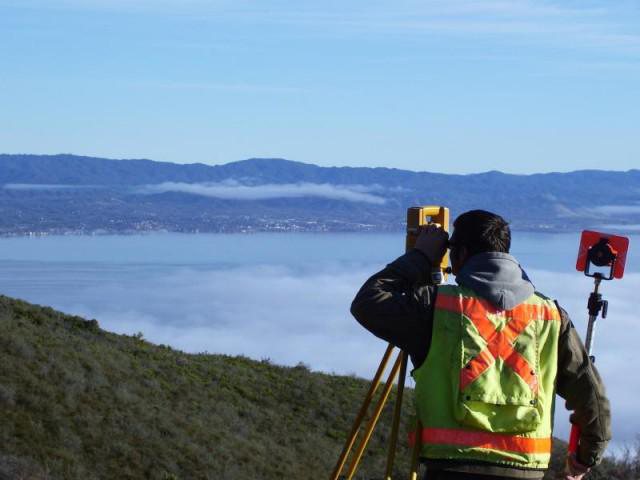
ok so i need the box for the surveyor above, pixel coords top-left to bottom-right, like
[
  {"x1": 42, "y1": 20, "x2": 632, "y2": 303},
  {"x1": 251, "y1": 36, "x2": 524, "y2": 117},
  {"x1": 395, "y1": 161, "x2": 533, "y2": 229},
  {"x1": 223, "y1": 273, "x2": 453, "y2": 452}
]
[{"x1": 351, "y1": 210, "x2": 610, "y2": 480}]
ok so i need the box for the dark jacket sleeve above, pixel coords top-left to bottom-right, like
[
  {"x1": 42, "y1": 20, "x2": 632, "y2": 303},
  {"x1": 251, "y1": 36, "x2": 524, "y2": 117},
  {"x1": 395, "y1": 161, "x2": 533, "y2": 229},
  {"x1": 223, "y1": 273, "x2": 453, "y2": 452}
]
[
  {"x1": 555, "y1": 305, "x2": 612, "y2": 467},
  {"x1": 350, "y1": 249, "x2": 437, "y2": 368}
]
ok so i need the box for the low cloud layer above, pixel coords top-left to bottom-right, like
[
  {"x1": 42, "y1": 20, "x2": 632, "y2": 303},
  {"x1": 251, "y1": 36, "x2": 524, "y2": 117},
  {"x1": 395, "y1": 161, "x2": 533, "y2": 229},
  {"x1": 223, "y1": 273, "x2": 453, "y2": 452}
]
[
  {"x1": 525, "y1": 269, "x2": 639, "y2": 449},
  {"x1": 3, "y1": 184, "x2": 99, "y2": 190},
  {"x1": 3, "y1": 181, "x2": 388, "y2": 205},
  {"x1": 592, "y1": 205, "x2": 640, "y2": 215},
  {"x1": 600, "y1": 224, "x2": 640, "y2": 232},
  {"x1": 0, "y1": 259, "x2": 637, "y2": 452},
  {"x1": 56, "y1": 264, "x2": 385, "y2": 377},
  {"x1": 135, "y1": 181, "x2": 387, "y2": 204}
]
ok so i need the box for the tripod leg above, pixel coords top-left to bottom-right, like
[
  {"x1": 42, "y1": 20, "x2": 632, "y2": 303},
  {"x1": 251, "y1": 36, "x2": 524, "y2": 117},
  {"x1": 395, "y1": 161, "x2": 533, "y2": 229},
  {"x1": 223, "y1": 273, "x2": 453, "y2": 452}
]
[
  {"x1": 345, "y1": 351, "x2": 403, "y2": 480},
  {"x1": 330, "y1": 344, "x2": 395, "y2": 480},
  {"x1": 409, "y1": 420, "x2": 422, "y2": 480},
  {"x1": 384, "y1": 351, "x2": 408, "y2": 479}
]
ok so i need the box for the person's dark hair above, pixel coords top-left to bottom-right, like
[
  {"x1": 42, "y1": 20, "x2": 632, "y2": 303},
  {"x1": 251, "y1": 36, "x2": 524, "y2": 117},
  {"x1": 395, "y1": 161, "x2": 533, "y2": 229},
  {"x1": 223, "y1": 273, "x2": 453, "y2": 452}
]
[{"x1": 451, "y1": 210, "x2": 511, "y2": 255}]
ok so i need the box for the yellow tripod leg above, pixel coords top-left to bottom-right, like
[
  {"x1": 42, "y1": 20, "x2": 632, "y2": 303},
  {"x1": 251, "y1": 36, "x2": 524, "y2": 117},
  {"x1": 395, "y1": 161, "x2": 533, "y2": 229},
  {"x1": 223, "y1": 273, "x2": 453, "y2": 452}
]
[
  {"x1": 409, "y1": 420, "x2": 423, "y2": 480},
  {"x1": 345, "y1": 350, "x2": 403, "y2": 480},
  {"x1": 384, "y1": 351, "x2": 408, "y2": 480},
  {"x1": 330, "y1": 344, "x2": 395, "y2": 480}
]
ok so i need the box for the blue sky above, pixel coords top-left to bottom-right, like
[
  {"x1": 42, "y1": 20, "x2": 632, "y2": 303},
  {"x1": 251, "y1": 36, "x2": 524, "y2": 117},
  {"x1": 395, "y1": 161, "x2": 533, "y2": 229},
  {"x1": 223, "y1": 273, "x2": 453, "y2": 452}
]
[{"x1": 1, "y1": 0, "x2": 639, "y2": 173}]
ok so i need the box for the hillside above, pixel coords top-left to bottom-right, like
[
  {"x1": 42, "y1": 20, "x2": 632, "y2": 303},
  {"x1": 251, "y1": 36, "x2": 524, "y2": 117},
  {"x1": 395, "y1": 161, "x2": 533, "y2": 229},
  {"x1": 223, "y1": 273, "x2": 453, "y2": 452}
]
[
  {"x1": 1, "y1": 154, "x2": 640, "y2": 235},
  {"x1": 0, "y1": 295, "x2": 633, "y2": 479}
]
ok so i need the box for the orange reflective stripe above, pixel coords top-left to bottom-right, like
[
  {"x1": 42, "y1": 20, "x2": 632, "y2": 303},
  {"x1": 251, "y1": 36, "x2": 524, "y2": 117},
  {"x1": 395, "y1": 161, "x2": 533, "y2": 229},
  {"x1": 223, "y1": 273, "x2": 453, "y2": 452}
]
[
  {"x1": 435, "y1": 293, "x2": 466, "y2": 316},
  {"x1": 486, "y1": 313, "x2": 538, "y2": 393},
  {"x1": 460, "y1": 348, "x2": 493, "y2": 390},
  {"x1": 436, "y1": 293, "x2": 559, "y2": 393},
  {"x1": 465, "y1": 299, "x2": 498, "y2": 341},
  {"x1": 408, "y1": 427, "x2": 551, "y2": 455},
  {"x1": 436, "y1": 294, "x2": 560, "y2": 322},
  {"x1": 502, "y1": 343, "x2": 538, "y2": 392}
]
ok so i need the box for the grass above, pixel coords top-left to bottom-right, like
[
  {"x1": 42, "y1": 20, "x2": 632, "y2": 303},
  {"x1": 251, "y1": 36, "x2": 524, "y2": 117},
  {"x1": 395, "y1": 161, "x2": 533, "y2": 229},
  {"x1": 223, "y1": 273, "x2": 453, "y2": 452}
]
[{"x1": 0, "y1": 295, "x2": 637, "y2": 479}]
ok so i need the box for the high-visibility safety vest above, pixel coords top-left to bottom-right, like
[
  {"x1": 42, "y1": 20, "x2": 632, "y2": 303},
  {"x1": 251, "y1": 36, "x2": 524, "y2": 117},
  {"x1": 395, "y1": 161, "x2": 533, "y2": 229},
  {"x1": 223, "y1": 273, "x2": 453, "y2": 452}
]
[{"x1": 410, "y1": 284, "x2": 561, "y2": 469}]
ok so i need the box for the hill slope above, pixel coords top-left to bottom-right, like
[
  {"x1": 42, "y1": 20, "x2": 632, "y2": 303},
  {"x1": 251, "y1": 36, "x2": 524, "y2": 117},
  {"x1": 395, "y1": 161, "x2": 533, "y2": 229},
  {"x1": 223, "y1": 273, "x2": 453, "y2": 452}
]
[
  {"x1": 1, "y1": 154, "x2": 640, "y2": 235},
  {"x1": 0, "y1": 295, "x2": 418, "y2": 479},
  {"x1": 0, "y1": 296, "x2": 630, "y2": 479}
]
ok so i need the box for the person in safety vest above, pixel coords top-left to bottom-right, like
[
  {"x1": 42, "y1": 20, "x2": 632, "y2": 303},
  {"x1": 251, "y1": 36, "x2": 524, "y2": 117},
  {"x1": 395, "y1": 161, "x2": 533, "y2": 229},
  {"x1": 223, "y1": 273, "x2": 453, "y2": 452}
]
[{"x1": 351, "y1": 210, "x2": 610, "y2": 480}]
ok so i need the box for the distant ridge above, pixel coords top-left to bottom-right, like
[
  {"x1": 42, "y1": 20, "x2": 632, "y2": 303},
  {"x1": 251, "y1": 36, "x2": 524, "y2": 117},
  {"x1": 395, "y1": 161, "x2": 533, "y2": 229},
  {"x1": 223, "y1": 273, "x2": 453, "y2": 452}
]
[
  {"x1": 1, "y1": 153, "x2": 639, "y2": 235},
  {"x1": 3, "y1": 153, "x2": 637, "y2": 183}
]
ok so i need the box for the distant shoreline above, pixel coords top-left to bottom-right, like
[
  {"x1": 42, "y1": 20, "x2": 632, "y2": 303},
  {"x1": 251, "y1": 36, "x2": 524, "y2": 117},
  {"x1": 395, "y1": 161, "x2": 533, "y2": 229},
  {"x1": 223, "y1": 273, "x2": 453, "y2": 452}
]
[
  {"x1": 2, "y1": 225, "x2": 636, "y2": 238},
  {"x1": 2, "y1": 154, "x2": 639, "y2": 239}
]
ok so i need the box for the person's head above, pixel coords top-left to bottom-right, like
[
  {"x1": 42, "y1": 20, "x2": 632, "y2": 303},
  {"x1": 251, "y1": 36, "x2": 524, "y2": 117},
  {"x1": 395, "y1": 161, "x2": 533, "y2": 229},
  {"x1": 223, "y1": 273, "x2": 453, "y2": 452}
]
[{"x1": 449, "y1": 210, "x2": 511, "y2": 274}]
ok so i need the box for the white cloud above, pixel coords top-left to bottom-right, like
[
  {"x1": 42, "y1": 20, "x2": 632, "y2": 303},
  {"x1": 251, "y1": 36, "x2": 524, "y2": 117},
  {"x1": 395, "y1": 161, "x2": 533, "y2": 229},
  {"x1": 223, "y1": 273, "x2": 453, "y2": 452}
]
[
  {"x1": 135, "y1": 181, "x2": 387, "y2": 204},
  {"x1": 527, "y1": 268, "x2": 640, "y2": 450},
  {"x1": 600, "y1": 224, "x2": 640, "y2": 232},
  {"x1": 4, "y1": 1, "x2": 639, "y2": 55},
  {"x1": 12, "y1": 262, "x2": 636, "y2": 450},
  {"x1": 1, "y1": 255, "x2": 637, "y2": 451},
  {"x1": 553, "y1": 203, "x2": 580, "y2": 218},
  {"x1": 52, "y1": 263, "x2": 388, "y2": 378},
  {"x1": 592, "y1": 205, "x2": 640, "y2": 215},
  {"x1": 0, "y1": 0, "x2": 234, "y2": 13},
  {"x1": 3, "y1": 184, "x2": 100, "y2": 190},
  {"x1": 128, "y1": 80, "x2": 305, "y2": 94}
]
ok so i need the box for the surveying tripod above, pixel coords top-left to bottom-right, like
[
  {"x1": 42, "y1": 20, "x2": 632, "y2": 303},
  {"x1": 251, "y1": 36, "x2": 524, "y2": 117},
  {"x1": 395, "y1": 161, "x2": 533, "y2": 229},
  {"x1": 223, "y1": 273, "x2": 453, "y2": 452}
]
[{"x1": 330, "y1": 206, "x2": 450, "y2": 480}]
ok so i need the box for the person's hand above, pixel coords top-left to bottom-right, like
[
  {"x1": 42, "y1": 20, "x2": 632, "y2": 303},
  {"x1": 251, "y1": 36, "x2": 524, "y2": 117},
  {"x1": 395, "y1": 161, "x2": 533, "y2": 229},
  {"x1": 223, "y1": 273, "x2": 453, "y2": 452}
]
[
  {"x1": 415, "y1": 223, "x2": 449, "y2": 264},
  {"x1": 564, "y1": 454, "x2": 590, "y2": 480}
]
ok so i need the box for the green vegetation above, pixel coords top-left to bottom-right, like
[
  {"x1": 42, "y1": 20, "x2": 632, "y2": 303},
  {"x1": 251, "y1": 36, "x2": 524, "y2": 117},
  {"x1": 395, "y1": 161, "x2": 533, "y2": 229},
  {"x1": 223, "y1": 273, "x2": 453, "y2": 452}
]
[{"x1": 0, "y1": 295, "x2": 637, "y2": 479}]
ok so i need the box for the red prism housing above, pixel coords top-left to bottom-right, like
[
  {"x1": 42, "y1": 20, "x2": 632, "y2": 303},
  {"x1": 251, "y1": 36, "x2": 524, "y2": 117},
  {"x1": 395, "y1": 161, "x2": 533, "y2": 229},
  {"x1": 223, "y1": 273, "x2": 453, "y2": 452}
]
[{"x1": 576, "y1": 230, "x2": 629, "y2": 279}]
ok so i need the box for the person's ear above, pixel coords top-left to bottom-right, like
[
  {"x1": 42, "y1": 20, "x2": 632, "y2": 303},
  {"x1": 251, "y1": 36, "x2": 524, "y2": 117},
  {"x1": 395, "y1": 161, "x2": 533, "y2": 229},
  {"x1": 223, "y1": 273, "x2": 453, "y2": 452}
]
[{"x1": 450, "y1": 245, "x2": 469, "y2": 275}]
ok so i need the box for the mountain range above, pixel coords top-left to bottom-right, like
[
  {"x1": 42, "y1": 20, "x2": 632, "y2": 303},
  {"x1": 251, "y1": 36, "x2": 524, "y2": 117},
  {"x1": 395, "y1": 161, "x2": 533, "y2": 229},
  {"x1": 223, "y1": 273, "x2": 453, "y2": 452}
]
[{"x1": 1, "y1": 154, "x2": 639, "y2": 235}]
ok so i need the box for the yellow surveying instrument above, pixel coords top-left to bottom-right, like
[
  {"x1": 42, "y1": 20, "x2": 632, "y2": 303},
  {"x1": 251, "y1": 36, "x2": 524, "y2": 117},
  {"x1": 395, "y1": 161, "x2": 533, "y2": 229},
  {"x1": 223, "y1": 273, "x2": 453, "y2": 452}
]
[
  {"x1": 330, "y1": 206, "x2": 450, "y2": 480},
  {"x1": 406, "y1": 206, "x2": 450, "y2": 284}
]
